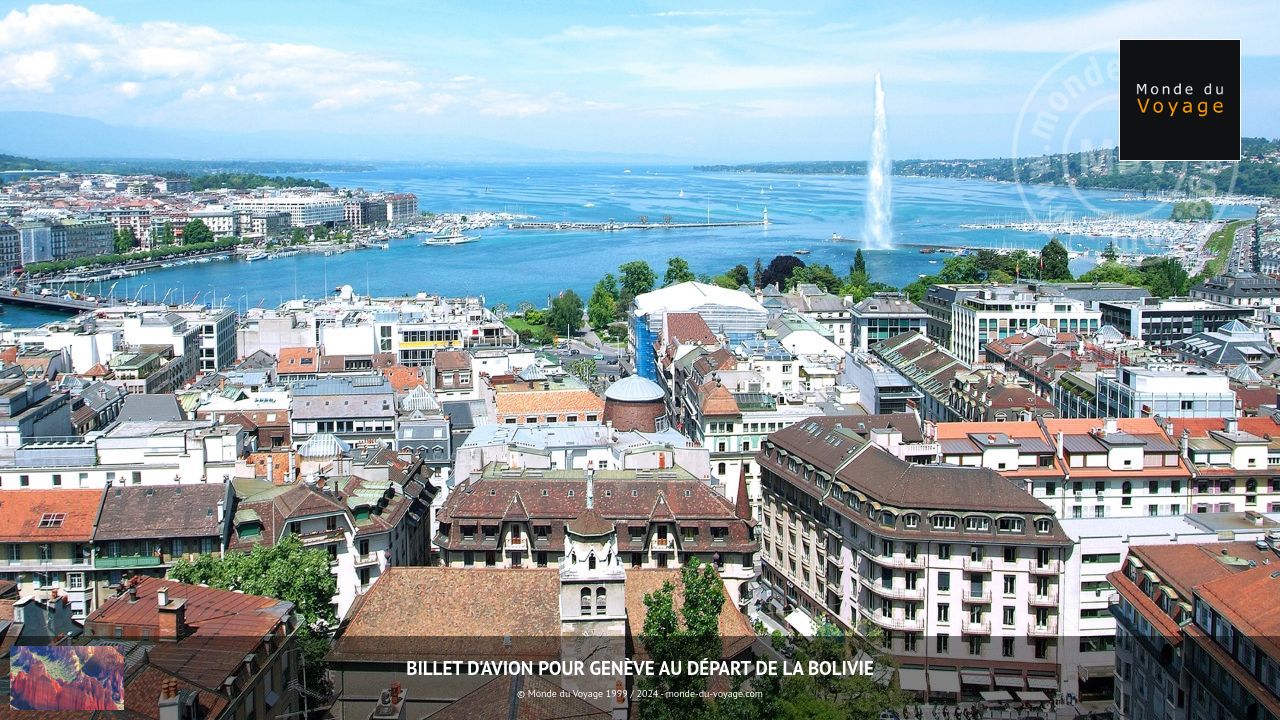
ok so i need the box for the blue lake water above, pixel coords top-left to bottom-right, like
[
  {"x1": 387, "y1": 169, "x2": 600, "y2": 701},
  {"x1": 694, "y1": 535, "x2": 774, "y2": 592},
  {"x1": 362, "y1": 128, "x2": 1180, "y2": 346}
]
[{"x1": 5, "y1": 165, "x2": 1255, "y2": 327}]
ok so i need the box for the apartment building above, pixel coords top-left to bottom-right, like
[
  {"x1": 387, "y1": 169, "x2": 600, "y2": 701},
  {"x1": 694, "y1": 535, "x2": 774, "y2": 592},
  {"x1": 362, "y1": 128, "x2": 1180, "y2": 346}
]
[
  {"x1": 433, "y1": 464, "x2": 759, "y2": 605},
  {"x1": 384, "y1": 193, "x2": 418, "y2": 223},
  {"x1": 950, "y1": 285, "x2": 1101, "y2": 364},
  {"x1": 872, "y1": 331, "x2": 970, "y2": 422},
  {"x1": 1169, "y1": 416, "x2": 1280, "y2": 514},
  {"x1": 289, "y1": 376, "x2": 397, "y2": 446},
  {"x1": 1099, "y1": 297, "x2": 1252, "y2": 346},
  {"x1": 851, "y1": 293, "x2": 929, "y2": 352},
  {"x1": 0, "y1": 365, "x2": 74, "y2": 462},
  {"x1": 0, "y1": 222, "x2": 21, "y2": 272},
  {"x1": 1109, "y1": 541, "x2": 1280, "y2": 720},
  {"x1": 1191, "y1": 270, "x2": 1280, "y2": 317},
  {"x1": 0, "y1": 488, "x2": 100, "y2": 617},
  {"x1": 773, "y1": 283, "x2": 855, "y2": 351},
  {"x1": 759, "y1": 416, "x2": 1073, "y2": 698},
  {"x1": 230, "y1": 195, "x2": 345, "y2": 227}
]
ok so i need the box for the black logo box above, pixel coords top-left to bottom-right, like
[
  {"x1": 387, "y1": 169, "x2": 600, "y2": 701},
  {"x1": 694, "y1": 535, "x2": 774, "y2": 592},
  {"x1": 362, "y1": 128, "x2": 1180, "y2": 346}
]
[{"x1": 1119, "y1": 39, "x2": 1240, "y2": 162}]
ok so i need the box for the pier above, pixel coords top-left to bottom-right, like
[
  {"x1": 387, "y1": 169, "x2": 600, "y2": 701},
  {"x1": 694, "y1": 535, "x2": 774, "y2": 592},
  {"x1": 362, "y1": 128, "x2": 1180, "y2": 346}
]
[{"x1": 508, "y1": 212, "x2": 769, "y2": 233}]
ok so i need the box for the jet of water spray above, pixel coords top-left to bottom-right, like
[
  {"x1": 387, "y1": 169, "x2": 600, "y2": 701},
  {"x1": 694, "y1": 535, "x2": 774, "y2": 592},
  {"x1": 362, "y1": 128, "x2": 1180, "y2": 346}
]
[{"x1": 863, "y1": 73, "x2": 893, "y2": 250}]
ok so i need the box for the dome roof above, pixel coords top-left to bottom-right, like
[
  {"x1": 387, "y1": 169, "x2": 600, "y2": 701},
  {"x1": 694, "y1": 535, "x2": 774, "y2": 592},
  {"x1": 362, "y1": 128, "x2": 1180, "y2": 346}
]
[
  {"x1": 298, "y1": 433, "x2": 351, "y2": 459},
  {"x1": 566, "y1": 507, "x2": 615, "y2": 537},
  {"x1": 604, "y1": 375, "x2": 664, "y2": 403}
]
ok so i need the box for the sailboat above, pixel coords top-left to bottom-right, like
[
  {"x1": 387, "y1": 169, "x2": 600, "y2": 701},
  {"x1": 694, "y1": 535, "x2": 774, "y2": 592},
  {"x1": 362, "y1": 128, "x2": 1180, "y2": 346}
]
[{"x1": 679, "y1": 189, "x2": 685, "y2": 198}]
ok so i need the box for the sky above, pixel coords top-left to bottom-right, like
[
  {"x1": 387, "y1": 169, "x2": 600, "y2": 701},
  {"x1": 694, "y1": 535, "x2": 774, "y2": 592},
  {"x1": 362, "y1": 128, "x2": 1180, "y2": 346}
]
[{"x1": 0, "y1": 0, "x2": 1278, "y2": 162}]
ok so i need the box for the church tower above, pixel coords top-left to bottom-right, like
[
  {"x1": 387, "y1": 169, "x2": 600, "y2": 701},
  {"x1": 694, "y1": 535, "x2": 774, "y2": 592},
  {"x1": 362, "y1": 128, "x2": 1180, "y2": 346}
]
[{"x1": 558, "y1": 466, "x2": 628, "y2": 720}]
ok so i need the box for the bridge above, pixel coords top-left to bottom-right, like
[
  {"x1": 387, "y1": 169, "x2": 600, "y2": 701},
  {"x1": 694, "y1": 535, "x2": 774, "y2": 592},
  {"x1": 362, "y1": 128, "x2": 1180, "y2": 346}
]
[{"x1": 0, "y1": 289, "x2": 105, "y2": 313}]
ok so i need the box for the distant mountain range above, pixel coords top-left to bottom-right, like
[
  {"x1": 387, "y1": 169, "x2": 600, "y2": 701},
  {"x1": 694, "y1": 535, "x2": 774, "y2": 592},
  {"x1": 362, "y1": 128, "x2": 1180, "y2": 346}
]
[
  {"x1": 0, "y1": 111, "x2": 676, "y2": 165},
  {"x1": 696, "y1": 138, "x2": 1280, "y2": 197}
]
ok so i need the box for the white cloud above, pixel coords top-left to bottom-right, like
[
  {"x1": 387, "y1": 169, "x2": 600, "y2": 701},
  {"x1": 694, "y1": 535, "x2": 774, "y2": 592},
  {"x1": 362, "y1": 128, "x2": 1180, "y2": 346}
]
[
  {"x1": 0, "y1": 50, "x2": 60, "y2": 91},
  {"x1": 115, "y1": 81, "x2": 140, "y2": 98}
]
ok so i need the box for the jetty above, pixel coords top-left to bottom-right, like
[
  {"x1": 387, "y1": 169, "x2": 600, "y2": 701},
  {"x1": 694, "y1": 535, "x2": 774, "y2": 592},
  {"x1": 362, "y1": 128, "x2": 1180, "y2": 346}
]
[
  {"x1": 0, "y1": 289, "x2": 106, "y2": 312},
  {"x1": 508, "y1": 211, "x2": 770, "y2": 233}
]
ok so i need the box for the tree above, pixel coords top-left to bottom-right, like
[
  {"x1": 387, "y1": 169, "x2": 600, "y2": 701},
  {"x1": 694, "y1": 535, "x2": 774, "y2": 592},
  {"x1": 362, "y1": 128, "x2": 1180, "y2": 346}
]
[
  {"x1": 619, "y1": 260, "x2": 656, "y2": 298},
  {"x1": 853, "y1": 249, "x2": 867, "y2": 276},
  {"x1": 567, "y1": 357, "x2": 597, "y2": 385},
  {"x1": 758, "y1": 255, "x2": 806, "y2": 290},
  {"x1": 588, "y1": 276, "x2": 619, "y2": 329},
  {"x1": 492, "y1": 302, "x2": 509, "y2": 319},
  {"x1": 182, "y1": 219, "x2": 214, "y2": 246},
  {"x1": 751, "y1": 258, "x2": 764, "y2": 288},
  {"x1": 1039, "y1": 238, "x2": 1072, "y2": 281},
  {"x1": 664, "y1": 256, "x2": 696, "y2": 286},
  {"x1": 516, "y1": 301, "x2": 535, "y2": 316},
  {"x1": 113, "y1": 228, "x2": 136, "y2": 254},
  {"x1": 546, "y1": 289, "x2": 585, "y2": 336},
  {"x1": 637, "y1": 559, "x2": 725, "y2": 720},
  {"x1": 768, "y1": 622, "x2": 906, "y2": 719},
  {"x1": 313, "y1": 225, "x2": 330, "y2": 241},
  {"x1": 789, "y1": 263, "x2": 842, "y2": 293},
  {"x1": 158, "y1": 222, "x2": 176, "y2": 246},
  {"x1": 726, "y1": 264, "x2": 750, "y2": 288},
  {"x1": 1078, "y1": 261, "x2": 1143, "y2": 285},
  {"x1": 1102, "y1": 240, "x2": 1119, "y2": 262},
  {"x1": 1140, "y1": 257, "x2": 1191, "y2": 297},
  {"x1": 290, "y1": 227, "x2": 306, "y2": 245},
  {"x1": 169, "y1": 534, "x2": 337, "y2": 702}
]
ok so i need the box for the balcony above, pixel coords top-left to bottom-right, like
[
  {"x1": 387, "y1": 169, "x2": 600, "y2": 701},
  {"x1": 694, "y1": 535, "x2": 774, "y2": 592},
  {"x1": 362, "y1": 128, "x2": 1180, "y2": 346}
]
[
  {"x1": 961, "y1": 619, "x2": 992, "y2": 634},
  {"x1": 299, "y1": 529, "x2": 345, "y2": 547},
  {"x1": 962, "y1": 557, "x2": 993, "y2": 571},
  {"x1": 353, "y1": 552, "x2": 381, "y2": 567},
  {"x1": 862, "y1": 549, "x2": 924, "y2": 569},
  {"x1": 1030, "y1": 560, "x2": 1062, "y2": 575},
  {"x1": 864, "y1": 580, "x2": 925, "y2": 601},
  {"x1": 651, "y1": 537, "x2": 675, "y2": 552},
  {"x1": 1028, "y1": 618, "x2": 1059, "y2": 636},
  {"x1": 5, "y1": 558, "x2": 93, "y2": 570},
  {"x1": 96, "y1": 555, "x2": 164, "y2": 569},
  {"x1": 506, "y1": 536, "x2": 527, "y2": 550},
  {"x1": 868, "y1": 613, "x2": 924, "y2": 631},
  {"x1": 963, "y1": 588, "x2": 992, "y2": 603},
  {"x1": 1029, "y1": 593, "x2": 1059, "y2": 607}
]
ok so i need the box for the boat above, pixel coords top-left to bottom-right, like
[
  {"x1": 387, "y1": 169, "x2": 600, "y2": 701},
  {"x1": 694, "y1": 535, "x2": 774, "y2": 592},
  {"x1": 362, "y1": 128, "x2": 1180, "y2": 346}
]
[
  {"x1": 794, "y1": 249, "x2": 811, "y2": 255},
  {"x1": 424, "y1": 229, "x2": 479, "y2": 246},
  {"x1": 243, "y1": 251, "x2": 268, "y2": 262},
  {"x1": 831, "y1": 232, "x2": 846, "y2": 241},
  {"x1": 920, "y1": 248, "x2": 937, "y2": 254},
  {"x1": 583, "y1": 202, "x2": 596, "y2": 208}
]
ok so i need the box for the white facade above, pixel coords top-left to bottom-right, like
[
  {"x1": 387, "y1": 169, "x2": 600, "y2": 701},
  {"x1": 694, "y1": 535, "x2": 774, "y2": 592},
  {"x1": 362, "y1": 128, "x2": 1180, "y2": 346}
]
[
  {"x1": 951, "y1": 287, "x2": 1101, "y2": 363},
  {"x1": 1095, "y1": 366, "x2": 1237, "y2": 419},
  {"x1": 231, "y1": 196, "x2": 344, "y2": 227}
]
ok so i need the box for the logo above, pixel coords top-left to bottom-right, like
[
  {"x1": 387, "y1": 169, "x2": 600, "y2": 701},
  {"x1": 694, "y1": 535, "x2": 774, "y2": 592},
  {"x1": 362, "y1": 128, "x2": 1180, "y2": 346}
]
[{"x1": 1120, "y1": 40, "x2": 1240, "y2": 161}]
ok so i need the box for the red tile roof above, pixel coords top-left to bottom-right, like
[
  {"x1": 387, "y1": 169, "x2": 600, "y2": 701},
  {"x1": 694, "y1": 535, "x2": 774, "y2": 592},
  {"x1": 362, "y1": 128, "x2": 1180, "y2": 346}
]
[
  {"x1": 1169, "y1": 416, "x2": 1280, "y2": 438},
  {"x1": 433, "y1": 350, "x2": 472, "y2": 371},
  {"x1": 276, "y1": 347, "x2": 317, "y2": 374},
  {"x1": 380, "y1": 365, "x2": 424, "y2": 394},
  {"x1": 0, "y1": 489, "x2": 101, "y2": 542},
  {"x1": 665, "y1": 312, "x2": 718, "y2": 346}
]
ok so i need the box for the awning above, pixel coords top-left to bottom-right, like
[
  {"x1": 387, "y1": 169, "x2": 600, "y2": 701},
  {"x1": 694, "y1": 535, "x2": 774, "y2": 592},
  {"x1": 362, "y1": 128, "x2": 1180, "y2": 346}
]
[
  {"x1": 928, "y1": 668, "x2": 961, "y2": 694},
  {"x1": 897, "y1": 666, "x2": 927, "y2": 692},
  {"x1": 1017, "y1": 690, "x2": 1050, "y2": 702},
  {"x1": 1026, "y1": 677, "x2": 1058, "y2": 690},
  {"x1": 961, "y1": 669, "x2": 991, "y2": 686},
  {"x1": 980, "y1": 690, "x2": 1013, "y2": 702},
  {"x1": 994, "y1": 674, "x2": 1023, "y2": 688},
  {"x1": 1078, "y1": 664, "x2": 1115, "y2": 681},
  {"x1": 784, "y1": 609, "x2": 816, "y2": 638}
]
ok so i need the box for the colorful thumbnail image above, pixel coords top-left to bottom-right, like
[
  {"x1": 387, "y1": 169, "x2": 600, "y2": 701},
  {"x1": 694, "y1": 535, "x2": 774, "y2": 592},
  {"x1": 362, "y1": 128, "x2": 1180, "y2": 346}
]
[{"x1": 9, "y1": 645, "x2": 125, "y2": 711}]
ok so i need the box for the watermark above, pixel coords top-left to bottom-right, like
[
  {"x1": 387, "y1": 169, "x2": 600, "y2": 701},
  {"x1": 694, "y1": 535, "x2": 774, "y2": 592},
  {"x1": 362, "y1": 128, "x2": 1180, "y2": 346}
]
[{"x1": 1010, "y1": 42, "x2": 1241, "y2": 240}]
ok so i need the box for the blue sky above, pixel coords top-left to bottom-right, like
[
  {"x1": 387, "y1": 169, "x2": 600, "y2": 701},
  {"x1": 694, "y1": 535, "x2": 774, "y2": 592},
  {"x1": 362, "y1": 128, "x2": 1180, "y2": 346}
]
[{"x1": 0, "y1": 1, "x2": 1277, "y2": 161}]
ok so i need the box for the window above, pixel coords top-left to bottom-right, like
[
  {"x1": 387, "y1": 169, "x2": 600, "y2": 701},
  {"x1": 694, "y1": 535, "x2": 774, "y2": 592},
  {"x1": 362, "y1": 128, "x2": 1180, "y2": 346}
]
[
  {"x1": 937, "y1": 571, "x2": 950, "y2": 592},
  {"x1": 937, "y1": 603, "x2": 950, "y2": 622},
  {"x1": 580, "y1": 588, "x2": 592, "y2": 616},
  {"x1": 19, "y1": 475, "x2": 29, "y2": 487},
  {"x1": 51, "y1": 474, "x2": 61, "y2": 487},
  {"x1": 938, "y1": 544, "x2": 951, "y2": 560},
  {"x1": 485, "y1": 551, "x2": 496, "y2": 567},
  {"x1": 1002, "y1": 637, "x2": 1015, "y2": 657},
  {"x1": 996, "y1": 517, "x2": 1024, "y2": 533},
  {"x1": 595, "y1": 588, "x2": 607, "y2": 615},
  {"x1": 1003, "y1": 607, "x2": 1015, "y2": 626},
  {"x1": 1002, "y1": 575, "x2": 1016, "y2": 595},
  {"x1": 1003, "y1": 546, "x2": 1017, "y2": 563},
  {"x1": 37, "y1": 513, "x2": 65, "y2": 529},
  {"x1": 936, "y1": 635, "x2": 949, "y2": 654}
]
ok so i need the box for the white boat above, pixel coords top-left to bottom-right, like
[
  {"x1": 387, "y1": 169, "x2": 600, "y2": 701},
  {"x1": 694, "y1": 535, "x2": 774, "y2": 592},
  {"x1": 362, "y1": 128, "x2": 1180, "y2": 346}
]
[
  {"x1": 424, "y1": 230, "x2": 479, "y2": 246},
  {"x1": 583, "y1": 202, "x2": 596, "y2": 208},
  {"x1": 244, "y1": 251, "x2": 268, "y2": 262},
  {"x1": 794, "y1": 249, "x2": 811, "y2": 255},
  {"x1": 831, "y1": 232, "x2": 846, "y2": 241}
]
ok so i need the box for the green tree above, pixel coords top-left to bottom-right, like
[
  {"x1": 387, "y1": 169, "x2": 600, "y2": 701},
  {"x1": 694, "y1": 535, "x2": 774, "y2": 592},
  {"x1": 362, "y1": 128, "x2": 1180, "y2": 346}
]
[
  {"x1": 546, "y1": 289, "x2": 585, "y2": 336},
  {"x1": 290, "y1": 227, "x2": 306, "y2": 245},
  {"x1": 789, "y1": 262, "x2": 842, "y2": 293},
  {"x1": 182, "y1": 219, "x2": 214, "y2": 246},
  {"x1": 725, "y1": 264, "x2": 750, "y2": 288},
  {"x1": 158, "y1": 222, "x2": 176, "y2": 246},
  {"x1": 113, "y1": 228, "x2": 137, "y2": 254},
  {"x1": 770, "y1": 623, "x2": 906, "y2": 720},
  {"x1": 752, "y1": 258, "x2": 764, "y2": 288},
  {"x1": 619, "y1": 260, "x2": 657, "y2": 298},
  {"x1": 567, "y1": 357, "x2": 597, "y2": 385},
  {"x1": 1140, "y1": 257, "x2": 1191, "y2": 297},
  {"x1": 169, "y1": 534, "x2": 337, "y2": 702},
  {"x1": 637, "y1": 559, "x2": 725, "y2": 720},
  {"x1": 1102, "y1": 240, "x2": 1119, "y2": 262},
  {"x1": 313, "y1": 225, "x2": 330, "y2": 241},
  {"x1": 492, "y1": 302, "x2": 509, "y2": 319},
  {"x1": 853, "y1": 249, "x2": 867, "y2": 276},
  {"x1": 588, "y1": 275, "x2": 619, "y2": 329},
  {"x1": 759, "y1": 255, "x2": 806, "y2": 289},
  {"x1": 664, "y1": 256, "x2": 696, "y2": 286},
  {"x1": 1039, "y1": 238, "x2": 1072, "y2": 280}
]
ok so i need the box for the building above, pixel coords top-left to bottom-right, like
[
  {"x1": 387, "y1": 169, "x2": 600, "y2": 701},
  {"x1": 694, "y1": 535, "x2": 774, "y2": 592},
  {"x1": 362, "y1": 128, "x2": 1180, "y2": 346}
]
[
  {"x1": 871, "y1": 331, "x2": 970, "y2": 422},
  {"x1": 290, "y1": 376, "x2": 397, "y2": 446},
  {"x1": 1098, "y1": 297, "x2": 1252, "y2": 346},
  {"x1": 0, "y1": 222, "x2": 21, "y2": 272},
  {"x1": 758, "y1": 416, "x2": 1075, "y2": 698},
  {"x1": 187, "y1": 207, "x2": 240, "y2": 238},
  {"x1": 228, "y1": 443, "x2": 436, "y2": 618},
  {"x1": 15, "y1": 216, "x2": 113, "y2": 264},
  {"x1": 1093, "y1": 365, "x2": 1238, "y2": 419},
  {"x1": 774, "y1": 284, "x2": 855, "y2": 351},
  {"x1": 433, "y1": 463, "x2": 758, "y2": 605},
  {"x1": 1169, "y1": 416, "x2": 1280, "y2": 514},
  {"x1": 950, "y1": 285, "x2": 1101, "y2": 364},
  {"x1": 1174, "y1": 319, "x2": 1279, "y2": 371},
  {"x1": 384, "y1": 193, "x2": 418, "y2": 223},
  {"x1": 488, "y1": 369, "x2": 604, "y2": 426},
  {"x1": 0, "y1": 365, "x2": 74, "y2": 463},
  {"x1": 850, "y1": 293, "x2": 929, "y2": 352},
  {"x1": 839, "y1": 351, "x2": 924, "y2": 415},
  {"x1": 602, "y1": 375, "x2": 668, "y2": 432},
  {"x1": 242, "y1": 210, "x2": 291, "y2": 239},
  {"x1": 91, "y1": 483, "x2": 230, "y2": 605},
  {"x1": 431, "y1": 349, "x2": 474, "y2": 398},
  {"x1": 82, "y1": 576, "x2": 301, "y2": 720},
  {"x1": 0, "y1": 488, "x2": 100, "y2": 617},
  {"x1": 630, "y1": 282, "x2": 769, "y2": 381},
  {"x1": 94, "y1": 206, "x2": 154, "y2": 245},
  {"x1": 1191, "y1": 270, "x2": 1280, "y2": 317},
  {"x1": 1108, "y1": 540, "x2": 1280, "y2": 720},
  {"x1": 230, "y1": 195, "x2": 345, "y2": 227},
  {"x1": 327, "y1": 563, "x2": 755, "y2": 720}
]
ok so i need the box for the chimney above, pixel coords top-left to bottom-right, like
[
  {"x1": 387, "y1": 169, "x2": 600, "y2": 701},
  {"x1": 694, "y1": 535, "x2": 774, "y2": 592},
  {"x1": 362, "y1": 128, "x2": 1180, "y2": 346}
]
[
  {"x1": 1103, "y1": 417, "x2": 1118, "y2": 435},
  {"x1": 370, "y1": 683, "x2": 408, "y2": 720},
  {"x1": 1180, "y1": 429, "x2": 1190, "y2": 459},
  {"x1": 157, "y1": 679, "x2": 184, "y2": 720},
  {"x1": 1225, "y1": 417, "x2": 1239, "y2": 434},
  {"x1": 157, "y1": 586, "x2": 168, "y2": 607},
  {"x1": 216, "y1": 498, "x2": 225, "y2": 524},
  {"x1": 157, "y1": 592, "x2": 187, "y2": 642},
  {"x1": 1055, "y1": 430, "x2": 1064, "y2": 460},
  {"x1": 128, "y1": 585, "x2": 138, "y2": 603},
  {"x1": 585, "y1": 463, "x2": 595, "y2": 509}
]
